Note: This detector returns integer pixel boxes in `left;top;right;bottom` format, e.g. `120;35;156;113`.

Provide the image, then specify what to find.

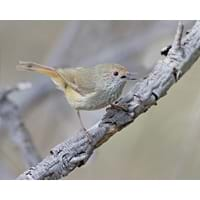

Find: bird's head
96;64;137;89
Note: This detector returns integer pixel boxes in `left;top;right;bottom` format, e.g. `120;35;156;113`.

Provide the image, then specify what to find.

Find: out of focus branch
18;21;200;180
0;82;41;167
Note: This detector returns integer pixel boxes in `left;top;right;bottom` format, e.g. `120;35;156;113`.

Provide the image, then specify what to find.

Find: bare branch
173;21;184;50
160;22;184;57
0;83;41;167
17;21;200;180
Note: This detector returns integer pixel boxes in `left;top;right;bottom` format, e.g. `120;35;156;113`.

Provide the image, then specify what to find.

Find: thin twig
173;21;184;50
17;21;200;180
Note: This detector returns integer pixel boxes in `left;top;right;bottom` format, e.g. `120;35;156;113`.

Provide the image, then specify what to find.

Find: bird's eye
113;71;119;76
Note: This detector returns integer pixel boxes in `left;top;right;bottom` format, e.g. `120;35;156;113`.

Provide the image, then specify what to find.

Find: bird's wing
16;61;87;95
57;67;97;96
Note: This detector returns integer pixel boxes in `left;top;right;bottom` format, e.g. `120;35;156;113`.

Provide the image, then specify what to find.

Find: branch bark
17;21;200;180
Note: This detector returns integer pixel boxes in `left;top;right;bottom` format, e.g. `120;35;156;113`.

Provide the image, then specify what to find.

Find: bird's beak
126;72;137;80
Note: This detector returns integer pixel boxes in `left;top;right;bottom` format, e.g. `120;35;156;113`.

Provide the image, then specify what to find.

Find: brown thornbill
17;61;137;142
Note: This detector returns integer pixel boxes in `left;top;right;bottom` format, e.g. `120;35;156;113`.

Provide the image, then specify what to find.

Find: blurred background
0;20;200;179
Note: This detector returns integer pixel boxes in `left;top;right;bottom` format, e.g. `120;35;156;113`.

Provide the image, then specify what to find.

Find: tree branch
0;82;41;168
17;21;200;180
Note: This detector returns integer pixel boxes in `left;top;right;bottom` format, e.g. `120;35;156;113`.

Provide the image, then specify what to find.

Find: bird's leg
77;110;87;131
77;110;93;143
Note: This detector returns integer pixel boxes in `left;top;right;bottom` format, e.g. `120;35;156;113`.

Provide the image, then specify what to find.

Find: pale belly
64;86;122;110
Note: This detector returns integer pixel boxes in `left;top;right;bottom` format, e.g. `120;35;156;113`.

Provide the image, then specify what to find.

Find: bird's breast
64;87;87;109
64;84;124;110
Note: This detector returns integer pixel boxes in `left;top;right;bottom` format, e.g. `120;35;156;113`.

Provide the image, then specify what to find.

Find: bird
16;61;137;142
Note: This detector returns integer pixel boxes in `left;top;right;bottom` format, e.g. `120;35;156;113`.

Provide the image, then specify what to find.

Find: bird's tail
16;61;60;78
16;61;66;90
